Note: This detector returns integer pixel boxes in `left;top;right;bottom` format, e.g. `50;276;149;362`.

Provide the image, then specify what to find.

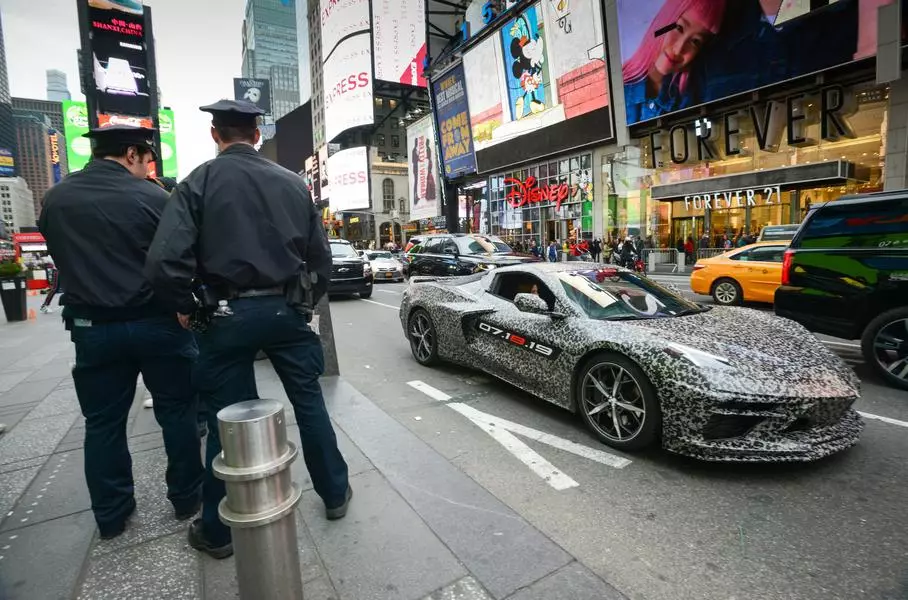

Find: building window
375;134;386;146
399;197;406;214
382;178;395;212
391;135;400;148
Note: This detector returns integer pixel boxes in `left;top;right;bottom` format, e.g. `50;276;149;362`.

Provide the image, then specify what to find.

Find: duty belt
235;286;284;298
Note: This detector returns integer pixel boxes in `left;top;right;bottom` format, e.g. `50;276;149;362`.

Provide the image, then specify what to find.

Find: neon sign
504;176;577;211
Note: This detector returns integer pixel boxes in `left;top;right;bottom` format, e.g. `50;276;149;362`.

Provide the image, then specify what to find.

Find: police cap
84;125;158;157
199;99;265;127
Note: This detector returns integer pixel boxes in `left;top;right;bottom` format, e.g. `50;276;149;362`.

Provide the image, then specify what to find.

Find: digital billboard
49;132;62;183
87;0;151;117
407;115;440;221
319;145;330;204
233;78;272;115
327;146;369;212
158;109;178;179
0;149;15;177
62;100;92;172
432;63;476;177
373;0;427;87
617;0;903;126
460;1;612;172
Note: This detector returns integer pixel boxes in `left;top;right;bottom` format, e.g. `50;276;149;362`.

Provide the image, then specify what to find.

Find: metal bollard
213;399;304;600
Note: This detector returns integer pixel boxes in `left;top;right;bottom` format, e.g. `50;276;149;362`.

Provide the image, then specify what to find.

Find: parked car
758;224;801;242
329;239;373;298
405;233;540;278
775;191;908;390
364;250;404;282
690;241;789;305
401;264;862;461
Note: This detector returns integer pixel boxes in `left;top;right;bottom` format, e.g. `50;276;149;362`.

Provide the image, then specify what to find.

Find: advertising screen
323;35;374;143
327;146;369;212
460;0;612;172
432;63;476;177
61;100;92;172
0;148;14;177
373;0;427;87
406;115;440;221
233;78;272;115
617;0;902;126
158;109;178;179
88;1;151;117
319;145;331;205
49;132;62;183
320;0;370;58
304;155;321;204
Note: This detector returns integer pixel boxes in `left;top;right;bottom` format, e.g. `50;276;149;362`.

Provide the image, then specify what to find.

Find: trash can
0;277;28;322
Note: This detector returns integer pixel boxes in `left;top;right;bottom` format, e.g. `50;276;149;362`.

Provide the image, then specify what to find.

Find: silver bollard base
233;511;305;600
218;483;302;529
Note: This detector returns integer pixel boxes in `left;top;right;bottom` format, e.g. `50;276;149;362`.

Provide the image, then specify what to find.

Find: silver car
365;250;404;282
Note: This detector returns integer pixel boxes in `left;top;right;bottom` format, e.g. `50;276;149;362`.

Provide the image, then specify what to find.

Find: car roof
812;190;908;209
490;262;634;274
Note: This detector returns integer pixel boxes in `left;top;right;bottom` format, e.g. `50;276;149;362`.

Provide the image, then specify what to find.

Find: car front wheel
861;307;908;391
408;309;439;366
575;352;660;451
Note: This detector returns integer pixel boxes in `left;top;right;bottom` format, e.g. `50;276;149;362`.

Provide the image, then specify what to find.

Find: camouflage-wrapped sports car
400;263;863;462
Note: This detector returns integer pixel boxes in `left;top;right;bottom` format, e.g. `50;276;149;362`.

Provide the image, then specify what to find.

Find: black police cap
200;99;265;126
84;125;157;154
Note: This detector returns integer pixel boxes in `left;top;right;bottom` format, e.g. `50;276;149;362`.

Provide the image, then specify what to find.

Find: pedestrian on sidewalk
38;126;204;540
40;256;60;313
146;100;351;561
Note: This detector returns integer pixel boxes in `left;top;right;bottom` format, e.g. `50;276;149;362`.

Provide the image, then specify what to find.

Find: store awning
651;160;862;201
20;243;47;252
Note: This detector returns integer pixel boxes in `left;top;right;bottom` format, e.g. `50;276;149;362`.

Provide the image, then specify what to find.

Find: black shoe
98;497;136;540
188;518;233;559
174;499;201;521
326;485;353;521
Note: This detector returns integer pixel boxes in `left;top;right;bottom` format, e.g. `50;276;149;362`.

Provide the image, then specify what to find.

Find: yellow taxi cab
690;241;790;306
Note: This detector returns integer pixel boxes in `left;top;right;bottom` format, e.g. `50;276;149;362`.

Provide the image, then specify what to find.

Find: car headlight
363;263;372;275
476;263;497;271
664;343;735;371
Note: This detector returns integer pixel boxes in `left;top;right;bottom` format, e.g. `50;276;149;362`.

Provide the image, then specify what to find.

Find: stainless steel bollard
213;399;304;600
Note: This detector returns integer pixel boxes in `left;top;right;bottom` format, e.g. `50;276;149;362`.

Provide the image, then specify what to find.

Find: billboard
87;0;151;117
617;0;902;126
233;78;272;115
432;63;476;177
460;1;612;171
158;109;178;179
327;146;369;212
49;132;62;183
319;145;330;205
62;100;92;172
407;116;440;221
373;0;427;87
0;149;14;177
321;0;374;143
304;154;321;204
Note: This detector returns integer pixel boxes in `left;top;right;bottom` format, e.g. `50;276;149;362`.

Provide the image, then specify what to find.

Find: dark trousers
195;296;349;545
71;316;204;532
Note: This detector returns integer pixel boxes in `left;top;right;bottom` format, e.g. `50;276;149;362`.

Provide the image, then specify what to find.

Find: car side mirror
514;293;549;315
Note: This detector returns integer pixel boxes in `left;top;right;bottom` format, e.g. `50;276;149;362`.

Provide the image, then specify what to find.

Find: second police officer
145;100;351;559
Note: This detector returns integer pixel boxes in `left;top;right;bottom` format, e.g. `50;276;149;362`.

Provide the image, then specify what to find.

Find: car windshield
366;251;393;260
455;235;512;255
330;243;359;258
557;268;704;320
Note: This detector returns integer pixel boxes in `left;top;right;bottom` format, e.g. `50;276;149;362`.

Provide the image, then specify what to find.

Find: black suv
404;233;539;278
329;239;373;298
774;191;908;390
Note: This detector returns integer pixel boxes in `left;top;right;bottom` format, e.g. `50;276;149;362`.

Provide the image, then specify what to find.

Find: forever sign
684;185;782;211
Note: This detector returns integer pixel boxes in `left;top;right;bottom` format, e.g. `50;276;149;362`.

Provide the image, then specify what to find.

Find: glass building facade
0;11;18;178
241;0;299;120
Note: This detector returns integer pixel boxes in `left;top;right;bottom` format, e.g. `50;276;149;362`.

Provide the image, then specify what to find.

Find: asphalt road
328;276;908;600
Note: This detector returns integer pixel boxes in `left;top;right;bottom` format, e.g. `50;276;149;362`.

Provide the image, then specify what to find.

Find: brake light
781;249;794;285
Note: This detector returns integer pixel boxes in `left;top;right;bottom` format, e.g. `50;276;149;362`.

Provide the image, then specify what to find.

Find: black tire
359;288;373;299
407;309;439;366
861;306;908;391
711;278;742;306
575;352;661;451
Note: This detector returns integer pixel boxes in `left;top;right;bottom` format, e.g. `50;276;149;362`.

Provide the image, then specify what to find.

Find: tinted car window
441;240;458;254
422;238;445;254
728;249;753;261
455;235;512;255
800;199;908;248
748;246;786;262
330;243;358;258
557;268;702;320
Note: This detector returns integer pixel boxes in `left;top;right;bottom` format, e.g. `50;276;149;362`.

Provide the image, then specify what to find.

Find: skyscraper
307;0;324;150
0;177;36;233
46;70;71;102
12;97;69;176
0;9;18;178
13;110;56;220
241;0;299;120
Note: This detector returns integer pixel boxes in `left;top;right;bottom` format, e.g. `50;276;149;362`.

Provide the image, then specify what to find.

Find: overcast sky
1;0;248;178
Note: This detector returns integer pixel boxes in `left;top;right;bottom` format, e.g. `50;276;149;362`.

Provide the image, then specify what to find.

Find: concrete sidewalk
0;299;626;600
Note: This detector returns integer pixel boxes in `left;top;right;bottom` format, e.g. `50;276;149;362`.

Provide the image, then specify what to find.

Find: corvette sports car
400;263;864;462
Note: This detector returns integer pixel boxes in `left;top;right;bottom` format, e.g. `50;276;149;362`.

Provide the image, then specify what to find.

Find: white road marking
859;412;908;428
822;340;861;349
358;299;400;310
407;380;452;402
375;289;402;295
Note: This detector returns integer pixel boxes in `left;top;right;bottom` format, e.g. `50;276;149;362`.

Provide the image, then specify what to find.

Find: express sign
504;176;578;211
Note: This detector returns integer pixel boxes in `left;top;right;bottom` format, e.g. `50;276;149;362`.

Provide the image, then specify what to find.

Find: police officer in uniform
39;126;204;539
145;100;350;559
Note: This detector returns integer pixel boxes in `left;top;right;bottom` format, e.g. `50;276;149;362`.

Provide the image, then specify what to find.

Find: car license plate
384;273;393;279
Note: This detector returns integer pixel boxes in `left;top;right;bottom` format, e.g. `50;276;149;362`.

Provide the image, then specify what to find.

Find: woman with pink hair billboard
621;0;726;123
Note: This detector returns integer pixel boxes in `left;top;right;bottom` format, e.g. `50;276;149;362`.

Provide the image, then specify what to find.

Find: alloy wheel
872;317;908;383
581;363;646;442
714;282;738;305
409;313;435;363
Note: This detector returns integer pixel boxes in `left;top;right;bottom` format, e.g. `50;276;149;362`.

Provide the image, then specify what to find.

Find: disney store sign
684;185;782;211
505;176;580;211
